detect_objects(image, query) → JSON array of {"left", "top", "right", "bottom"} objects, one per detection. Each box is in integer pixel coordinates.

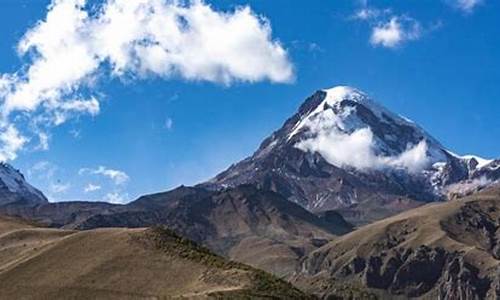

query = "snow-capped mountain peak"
[
  {"left": 206, "top": 86, "right": 500, "bottom": 223},
  {"left": 0, "top": 162, "right": 47, "bottom": 205},
  {"left": 289, "top": 86, "right": 446, "bottom": 173}
]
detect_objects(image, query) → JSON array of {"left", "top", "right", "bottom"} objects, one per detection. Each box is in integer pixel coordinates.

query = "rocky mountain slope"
[
  {"left": 1, "top": 184, "right": 353, "bottom": 277},
  {"left": 0, "top": 163, "right": 47, "bottom": 206},
  {"left": 0, "top": 200, "right": 120, "bottom": 228},
  {"left": 292, "top": 184, "right": 500, "bottom": 299},
  {"left": 0, "top": 215, "right": 310, "bottom": 299},
  {"left": 204, "top": 86, "right": 500, "bottom": 224}
]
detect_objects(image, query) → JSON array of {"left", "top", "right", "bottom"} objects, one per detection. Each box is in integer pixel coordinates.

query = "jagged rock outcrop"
[{"left": 293, "top": 185, "right": 500, "bottom": 299}]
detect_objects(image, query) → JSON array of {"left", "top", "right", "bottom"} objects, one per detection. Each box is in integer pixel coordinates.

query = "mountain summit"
[
  {"left": 0, "top": 163, "right": 47, "bottom": 206},
  {"left": 290, "top": 86, "right": 447, "bottom": 172},
  {"left": 205, "top": 86, "right": 500, "bottom": 224}
]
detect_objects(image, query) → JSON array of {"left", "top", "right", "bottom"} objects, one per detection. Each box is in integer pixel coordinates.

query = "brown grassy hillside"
[{"left": 0, "top": 216, "right": 310, "bottom": 299}]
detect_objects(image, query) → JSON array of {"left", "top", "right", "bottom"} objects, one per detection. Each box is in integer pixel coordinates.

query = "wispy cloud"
[
  {"left": 28, "top": 160, "right": 57, "bottom": 179},
  {"left": 352, "top": 7, "right": 391, "bottom": 21},
  {"left": 0, "top": 0, "right": 294, "bottom": 161},
  {"left": 27, "top": 160, "right": 72, "bottom": 200},
  {"left": 84, "top": 183, "right": 101, "bottom": 193},
  {"left": 79, "top": 166, "right": 129, "bottom": 185},
  {"left": 450, "top": 0, "right": 483, "bottom": 13},
  {"left": 69, "top": 129, "right": 81, "bottom": 139},
  {"left": 49, "top": 182, "right": 71, "bottom": 193}
]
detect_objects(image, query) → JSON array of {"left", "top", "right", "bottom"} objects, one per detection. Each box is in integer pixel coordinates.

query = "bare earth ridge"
[{"left": 0, "top": 215, "right": 309, "bottom": 299}]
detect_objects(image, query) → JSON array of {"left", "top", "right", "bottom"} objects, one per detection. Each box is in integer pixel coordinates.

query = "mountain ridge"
[{"left": 292, "top": 183, "right": 500, "bottom": 299}]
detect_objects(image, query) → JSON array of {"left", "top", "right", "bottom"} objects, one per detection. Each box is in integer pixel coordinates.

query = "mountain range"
[{"left": 0, "top": 86, "right": 499, "bottom": 299}]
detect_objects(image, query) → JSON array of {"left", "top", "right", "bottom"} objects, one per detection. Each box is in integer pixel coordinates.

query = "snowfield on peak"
[{"left": 291, "top": 86, "right": 447, "bottom": 173}]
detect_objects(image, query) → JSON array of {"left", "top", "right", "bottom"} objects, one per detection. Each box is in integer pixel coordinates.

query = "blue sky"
[{"left": 0, "top": 0, "right": 499, "bottom": 203}]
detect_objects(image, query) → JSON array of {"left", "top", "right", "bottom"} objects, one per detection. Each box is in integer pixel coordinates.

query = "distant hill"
[{"left": 0, "top": 215, "right": 310, "bottom": 299}]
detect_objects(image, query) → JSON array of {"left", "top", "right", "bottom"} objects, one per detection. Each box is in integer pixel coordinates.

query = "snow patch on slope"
[{"left": 459, "top": 155, "right": 492, "bottom": 169}]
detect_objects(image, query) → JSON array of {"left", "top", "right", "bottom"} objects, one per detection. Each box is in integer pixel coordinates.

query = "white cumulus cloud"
[
  {"left": 0, "top": 125, "right": 27, "bottom": 162},
  {"left": 352, "top": 4, "right": 424, "bottom": 49},
  {"left": 0, "top": 0, "right": 293, "bottom": 161},
  {"left": 296, "top": 127, "right": 430, "bottom": 173},
  {"left": 370, "top": 17, "right": 421, "bottom": 48}
]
